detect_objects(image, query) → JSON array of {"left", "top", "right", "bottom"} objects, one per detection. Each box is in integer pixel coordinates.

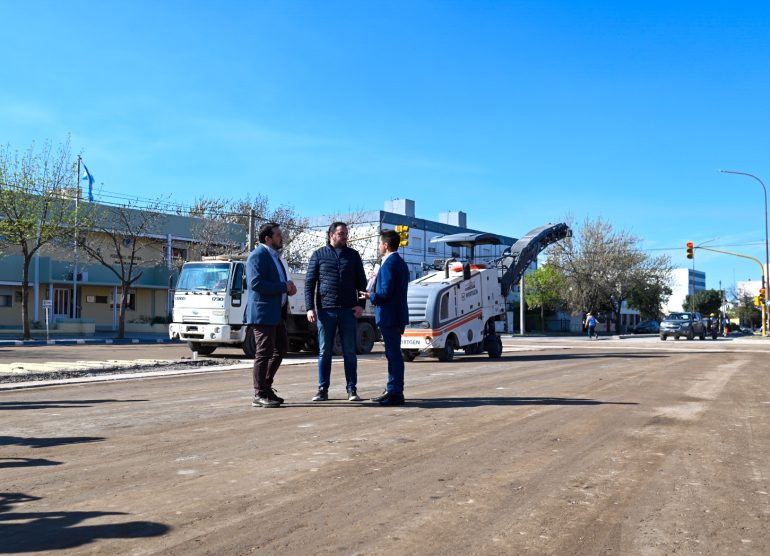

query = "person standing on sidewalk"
[
  {"left": 359, "top": 230, "right": 410, "bottom": 406},
  {"left": 305, "top": 222, "right": 368, "bottom": 402},
  {"left": 246, "top": 223, "right": 297, "bottom": 408}
]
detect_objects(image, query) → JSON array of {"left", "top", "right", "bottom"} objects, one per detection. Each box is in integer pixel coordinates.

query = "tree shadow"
[
  {"left": 0, "top": 399, "right": 148, "bottom": 411},
  {"left": 0, "top": 436, "right": 105, "bottom": 448},
  {"left": 0, "top": 457, "right": 62, "bottom": 469},
  {"left": 404, "top": 396, "right": 638, "bottom": 408},
  {"left": 0, "top": 492, "right": 170, "bottom": 553}
]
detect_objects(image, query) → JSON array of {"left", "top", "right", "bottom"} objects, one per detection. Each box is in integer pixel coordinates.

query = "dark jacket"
[
  {"left": 305, "top": 245, "right": 367, "bottom": 311},
  {"left": 369, "top": 252, "right": 410, "bottom": 328},
  {"left": 245, "top": 244, "right": 289, "bottom": 326}
]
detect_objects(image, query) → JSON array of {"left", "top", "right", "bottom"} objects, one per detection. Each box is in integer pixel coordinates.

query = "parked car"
[
  {"left": 659, "top": 311, "right": 707, "bottom": 340},
  {"left": 630, "top": 320, "right": 660, "bottom": 334}
]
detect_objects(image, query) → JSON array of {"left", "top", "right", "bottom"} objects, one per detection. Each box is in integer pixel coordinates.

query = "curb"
[{"left": 0, "top": 338, "right": 182, "bottom": 347}]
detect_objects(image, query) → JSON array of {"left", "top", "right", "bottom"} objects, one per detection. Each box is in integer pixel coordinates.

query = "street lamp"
[{"left": 720, "top": 170, "right": 769, "bottom": 337}]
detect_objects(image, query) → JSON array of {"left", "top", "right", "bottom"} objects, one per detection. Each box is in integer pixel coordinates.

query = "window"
[
  {"left": 95, "top": 296, "right": 108, "bottom": 304},
  {"left": 440, "top": 292, "right": 450, "bottom": 320},
  {"left": 111, "top": 292, "right": 136, "bottom": 311},
  {"left": 172, "top": 247, "right": 188, "bottom": 261},
  {"left": 0, "top": 295, "right": 11, "bottom": 308},
  {"left": 232, "top": 263, "right": 244, "bottom": 292}
]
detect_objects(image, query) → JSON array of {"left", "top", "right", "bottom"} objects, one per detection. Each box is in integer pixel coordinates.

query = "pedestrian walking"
[{"left": 584, "top": 312, "right": 598, "bottom": 339}]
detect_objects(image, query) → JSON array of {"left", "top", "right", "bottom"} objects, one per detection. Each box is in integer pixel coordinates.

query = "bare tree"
[
  {"left": 547, "top": 217, "right": 672, "bottom": 333},
  {"left": 182, "top": 194, "right": 311, "bottom": 271},
  {"left": 78, "top": 200, "right": 168, "bottom": 338},
  {"left": 0, "top": 140, "right": 78, "bottom": 339}
]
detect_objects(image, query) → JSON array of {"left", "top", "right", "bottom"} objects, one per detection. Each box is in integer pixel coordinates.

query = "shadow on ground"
[
  {"left": 0, "top": 492, "right": 170, "bottom": 553},
  {"left": 0, "top": 399, "right": 148, "bottom": 411}
]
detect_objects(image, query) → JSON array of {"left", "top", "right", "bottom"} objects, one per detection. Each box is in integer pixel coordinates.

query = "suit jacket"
[
  {"left": 369, "top": 252, "right": 410, "bottom": 328},
  {"left": 244, "top": 244, "right": 289, "bottom": 326}
]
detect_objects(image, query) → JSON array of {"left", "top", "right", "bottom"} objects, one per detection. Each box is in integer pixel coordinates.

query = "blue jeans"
[
  {"left": 317, "top": 308, "right": 358, "bottom": 391},
  {"left": 380, "top": 325, "right": 405, "bottom": 394}
]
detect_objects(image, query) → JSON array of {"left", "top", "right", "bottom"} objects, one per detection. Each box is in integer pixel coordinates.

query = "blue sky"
[{"left": 2, "top": 0, "right": 770, "bottom": 293}]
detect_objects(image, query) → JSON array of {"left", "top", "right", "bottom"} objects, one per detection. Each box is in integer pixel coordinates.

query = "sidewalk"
[{"left": 0, "top": 330, "right": 180, "bottom": 347}]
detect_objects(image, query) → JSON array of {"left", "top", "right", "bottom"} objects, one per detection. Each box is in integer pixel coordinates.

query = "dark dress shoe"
[
  {"left": 267, "top": 389, "right": 284, "bottom": 404},
  {"left": 377, "top": 392, "right": 405, "bottom": 406},
  {"left": 252, "top": 396, "right": 280, "bottom": 408}
]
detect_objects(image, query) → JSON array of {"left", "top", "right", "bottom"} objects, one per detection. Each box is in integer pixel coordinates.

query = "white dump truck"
[
  {"left": 169, "top": 256, "right": 379, "bottom": 358},
  {"left": 401, "top": 223, "right": 571, "bottom": 362}
]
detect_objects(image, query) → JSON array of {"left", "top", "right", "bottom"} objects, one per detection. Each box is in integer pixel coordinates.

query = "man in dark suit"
[
  {"left": 359, "top": 229, "right": 410, "bottom": 406},
  {"left": 245, "top": 222, "right": 297, "bottom": 408}
]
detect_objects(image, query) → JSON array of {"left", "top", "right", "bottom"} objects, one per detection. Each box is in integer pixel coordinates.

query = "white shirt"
[{"left": 265, "top": 244, "right": 288, "bottom": 307}]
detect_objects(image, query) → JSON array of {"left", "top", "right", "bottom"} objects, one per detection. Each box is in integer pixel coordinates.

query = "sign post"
[{"left": 42, "top": 299, "right": 52, "bottom": 341}]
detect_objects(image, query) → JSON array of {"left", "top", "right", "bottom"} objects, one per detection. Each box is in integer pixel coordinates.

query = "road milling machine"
[{"left": 400, "top": 223, "right": 571, "bottom": 362}]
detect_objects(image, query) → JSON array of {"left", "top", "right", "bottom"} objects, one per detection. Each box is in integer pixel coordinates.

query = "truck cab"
[
  {"left": 170, "top": 257, "right": 380, "bottom": 357},
  {"left": 169, "top": 259, "right": 248, "bottom": 355}
]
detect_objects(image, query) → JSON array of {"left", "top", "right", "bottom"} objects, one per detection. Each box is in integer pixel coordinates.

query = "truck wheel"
[
  {"left": 699, "top": 330, "right": 706, "bottom": 340},
  {"left": 188, "top": 342, "right": 216, "bottom": 356},
  {"left": 288, "top": 339, "right": 305, "bottom": 353},
  {"left": 686, "top": 329, "right": 694, "bottom": 341},
  {"left": 660, "top": 334, "right": 667, "bottom": 341},
  {"left": 402, "top": 349, "right": 417, "bottom": 362},
  {"left": 436, "top": 341, "right": 455, "bottom": 362},
  {"left": 356, "top": 322, "right": 376, "bottom": 354},
  {"left": 486, "top": 335, "right": 503, "bottom": 359},
  {"left": 241, "top": 328, "right": 256, "bottom": 359},
  {"left": 304, "top": 336, "right": 319, "bottom": 354}
]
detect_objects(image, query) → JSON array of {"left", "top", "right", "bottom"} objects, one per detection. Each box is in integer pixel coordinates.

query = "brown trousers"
[{"left": 251, "top": 320, "right": 288, "bottom": 397}]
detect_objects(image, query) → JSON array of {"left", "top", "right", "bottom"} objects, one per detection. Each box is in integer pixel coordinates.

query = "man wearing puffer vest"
[{"left": 305, "top": 222, "right": 368, "bottom": 401}]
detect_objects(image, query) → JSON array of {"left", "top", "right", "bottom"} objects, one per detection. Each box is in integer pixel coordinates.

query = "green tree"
[
  {"left": 524, "top": 264, "right": 566, "bottom": 332},
  {"left": 733, "top": 291, "right": 761, "bottom": 328},
  {"left": 626, "top": 280, "right": 672, "bottom": 320},
  {"left": 683, "top": 289, "right": 723, "bottom": 315},
  {"left": 0, "top": 140, "right": 79, "bottom": 339},
  {"left": 547, "top": 217, "right": 672, "bottom": 333}
]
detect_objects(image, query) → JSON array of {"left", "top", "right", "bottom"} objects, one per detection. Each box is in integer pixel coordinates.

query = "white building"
[
  {"left": 736, "top": 280, "right": 763, "bottom": 299},
  {"left": 301, "top": 199, "right": 518, "bottom": 279},
  {"left": 663, "top": 268, "right": 707, "bottom": 314}
]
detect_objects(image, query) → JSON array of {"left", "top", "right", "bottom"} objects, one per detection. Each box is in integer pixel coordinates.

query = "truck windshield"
[{"left": 176, "top": 263, "right": 230, "bottom": 292}]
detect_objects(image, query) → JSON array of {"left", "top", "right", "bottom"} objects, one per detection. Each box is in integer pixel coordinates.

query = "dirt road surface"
[{"left": 2, "top": 337, "right": 769, "bottom": 554}]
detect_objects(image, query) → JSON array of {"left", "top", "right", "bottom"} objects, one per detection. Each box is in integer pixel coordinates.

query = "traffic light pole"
[
  {"left": 694, "top": 245, "right": 766, "bottom": 337},
  {"left": 719, "top": 171, "right": 770, "bottom": 340}
]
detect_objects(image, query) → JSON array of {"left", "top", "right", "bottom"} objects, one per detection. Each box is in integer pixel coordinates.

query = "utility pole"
[
  {"left": 72, "top": 156, "right": 80, "bottom": 319},
  {"left": 248, "top": 209, "right": 256, "bottom": 251}
]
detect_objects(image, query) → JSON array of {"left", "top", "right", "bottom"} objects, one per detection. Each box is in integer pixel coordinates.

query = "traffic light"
[
  {"left": 760, "top": 288, "right": 766, "bottom": 304},
  {"left": 395, "top": 225, "right": 410, "bottom": 247},
  {"left": 686, "top": 242, "right": 694, "bottom": 259}
]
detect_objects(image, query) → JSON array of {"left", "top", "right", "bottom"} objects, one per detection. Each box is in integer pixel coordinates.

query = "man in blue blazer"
[
  {"left": 245, "top": 222, "right": 297, "bottom": 408},
  {"left": 360, "top": 229, "right": 410, "bottom": 405}
]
